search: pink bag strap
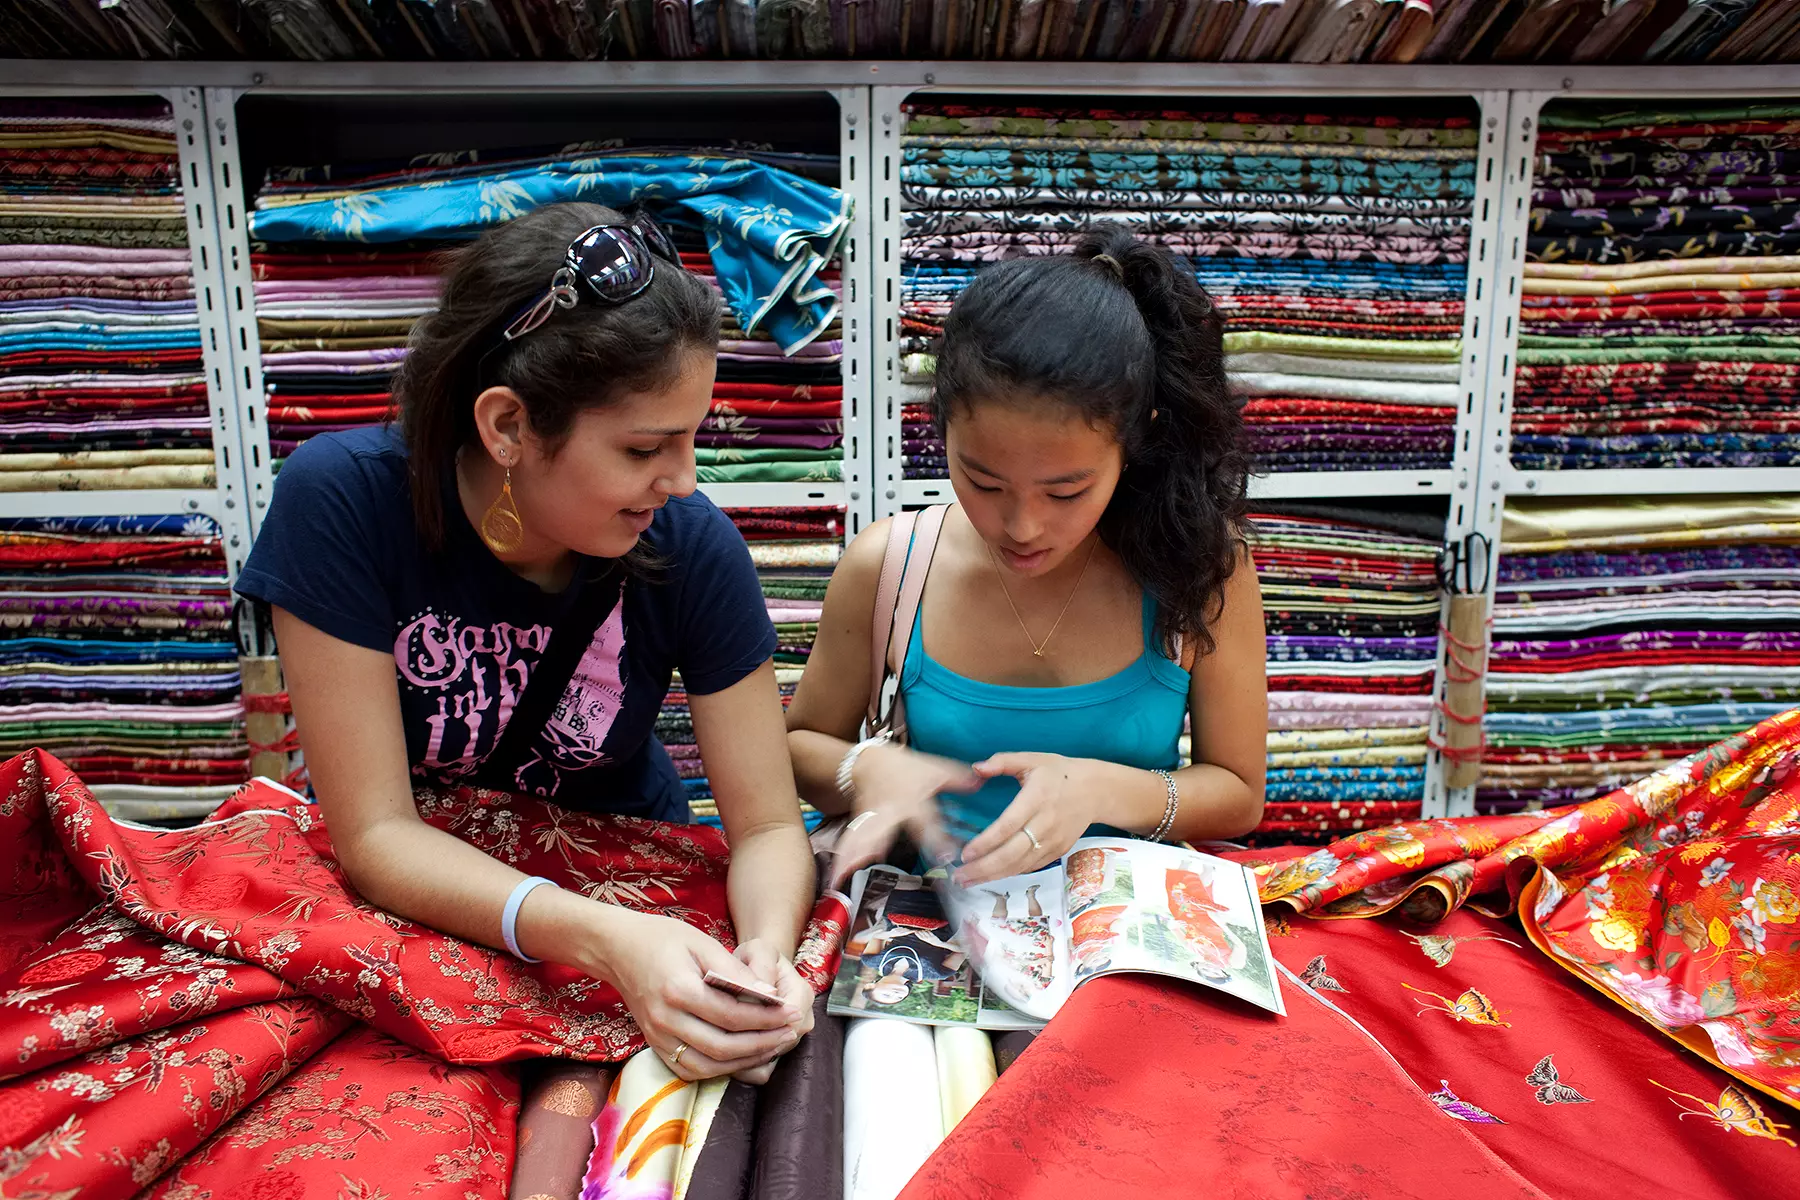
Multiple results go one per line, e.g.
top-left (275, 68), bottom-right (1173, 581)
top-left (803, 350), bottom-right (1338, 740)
top-left (866, 504), bottom-right (949, 733)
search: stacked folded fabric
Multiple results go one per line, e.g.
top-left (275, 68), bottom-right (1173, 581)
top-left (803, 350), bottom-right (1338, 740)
top-left (248, 144), bottom-right (848, 477)
top-left (1239, 504), bottom-right (1443, 843)
top-left (0, 514), bottom-right (245, 818)
top-left (895, 102), bottom-right (1472, 479)
top-left (1481, 496), bottom-right (1800, 813)
top-left (0, 97), bottom-right (212, 493)
top-left (1518, 101), bottom-right (1800, 470)
top-left (665, 506), bottom-right (842, 829)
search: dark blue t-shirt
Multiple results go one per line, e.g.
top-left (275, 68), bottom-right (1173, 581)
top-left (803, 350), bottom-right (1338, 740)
top-left (235, 425), bottom-right (776, 821)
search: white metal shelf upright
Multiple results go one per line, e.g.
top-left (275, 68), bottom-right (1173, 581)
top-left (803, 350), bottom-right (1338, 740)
top-left (0, 85), bottom-right (256, 578)
top-left (198, 77), bottom-right (876, 543)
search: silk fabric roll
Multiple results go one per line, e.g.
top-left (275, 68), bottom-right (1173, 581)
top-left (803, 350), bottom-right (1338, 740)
top-left (991, 1030), bottom-right (1036, 1075)
top-left (675, 1078), bottom-right (758, 1200)
top-left (510, 1061), bottom-right (615, 1200)
top-left (583, 1049), bottom-right (698, 1200)
top-left (933, 1026), bottom-right (998, 1134)
top-left (751, 995), bottom-right (843, 1200)
top-left (843, 1019), bottom-right (942, 1200)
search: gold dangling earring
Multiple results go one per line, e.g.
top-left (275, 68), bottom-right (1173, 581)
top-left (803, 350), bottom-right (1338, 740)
top-left (480, 462), bottom-right (524, 554)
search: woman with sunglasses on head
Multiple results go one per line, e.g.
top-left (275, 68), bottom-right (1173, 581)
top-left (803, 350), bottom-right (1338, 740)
top-left (787, 227), bottom-right (1268, 888)
top-left (235, 203), bottom-right (815, 1082)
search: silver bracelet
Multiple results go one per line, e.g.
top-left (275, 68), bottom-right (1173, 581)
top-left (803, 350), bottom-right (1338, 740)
top-left (1147, 769), bottom-right (1180, 843)
top-left (836, 731), bottom-right (894, 801)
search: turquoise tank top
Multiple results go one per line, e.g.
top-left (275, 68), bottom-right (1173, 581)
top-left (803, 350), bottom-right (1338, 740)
top-left (898, 592), bottom-right (1191, 845)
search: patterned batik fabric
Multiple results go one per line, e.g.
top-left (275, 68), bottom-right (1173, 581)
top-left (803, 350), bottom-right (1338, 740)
top-left (0, 748), bottom-right (848, 1200)
top-left (1239, 707), bottom-right (1800, 1110)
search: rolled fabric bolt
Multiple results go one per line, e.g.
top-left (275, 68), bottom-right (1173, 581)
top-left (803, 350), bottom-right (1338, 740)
top-left (680, 1078), bottom-right (758, 1200)
top-left (934, 1026), bottom-right (998, 1133)
top-left (583, 1048), bottom-right (697, 1200)
top-left (510, 1060), bottom-right (615, 1200)
top-left (843, 1019), bottom-right (942, 1200)
top-left (751, 994), bottom-right (843, 1200)
top-left (991, 1030), bottom-right (1037, 1075)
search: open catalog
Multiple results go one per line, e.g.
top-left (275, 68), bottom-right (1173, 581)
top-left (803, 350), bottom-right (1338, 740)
top-left (827, 837), bottom-right (1285, 1028)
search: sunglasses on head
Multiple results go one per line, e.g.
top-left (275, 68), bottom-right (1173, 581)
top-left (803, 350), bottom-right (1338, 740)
top-left (479, 212), bottom-right (681, 380)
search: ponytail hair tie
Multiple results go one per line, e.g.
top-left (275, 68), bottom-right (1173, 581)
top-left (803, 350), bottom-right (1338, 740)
top-left (1092, 253), bottom-right (1125, 280)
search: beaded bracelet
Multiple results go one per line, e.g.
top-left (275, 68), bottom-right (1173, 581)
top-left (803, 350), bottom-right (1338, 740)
top-left (1147, 769), bottom-right (1180, 843)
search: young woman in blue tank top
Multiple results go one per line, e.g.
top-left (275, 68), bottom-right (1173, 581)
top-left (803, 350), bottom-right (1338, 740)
top-left (788, 227), bottom-right (1267, 888)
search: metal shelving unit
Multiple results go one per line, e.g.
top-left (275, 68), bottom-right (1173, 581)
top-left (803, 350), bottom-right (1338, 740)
top-left (870, 79), bottom-right (1512, 817)
top-left (197, 81), bottom-right (876, 542)
top-left (1487, 87), bottom-right (1800, 508)
top-left (0, 84), bottom-right (255, 576)
top-left (8, 60), bottom-right (1798, 823)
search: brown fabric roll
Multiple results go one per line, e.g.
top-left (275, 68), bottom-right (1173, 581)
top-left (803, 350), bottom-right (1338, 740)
top-left (509, 1059), bottom-right (615, 1200)
top-left (992, 1030), bottom-right (1037, 1075)
top-left (683, 1079), bottom-right (759, 1200)
top-left (749, 994), bottom-right (843, 1200)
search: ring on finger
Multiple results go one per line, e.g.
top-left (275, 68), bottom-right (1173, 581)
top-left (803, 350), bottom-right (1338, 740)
top-left (847, 810), bottom-right (879, 834)
top-left (1020, 824), bottom-right (1042, 852)
top-left (670, 1041), bottom-right (688, 1068)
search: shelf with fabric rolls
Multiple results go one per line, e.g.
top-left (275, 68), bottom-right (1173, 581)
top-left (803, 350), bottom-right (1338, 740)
top-left (0, 87), bottom-right (253, 565)
top-left (1486, 90), bottom-right (1800, 499)
top-left (870, 82), bottom-right (1512, 819)
top-left (1478, 494), bottom-right (1800, 816)
top-left (869, 85), bottom-right (1509, 521)
top-left (1469, 89), bottom-right (1800, 816)
top-left (195, 84), bottom-right (874, 544)
top-left (675, 504), bottom-right (844, 830)
top-left (0, 87), bottom-right (256, 821)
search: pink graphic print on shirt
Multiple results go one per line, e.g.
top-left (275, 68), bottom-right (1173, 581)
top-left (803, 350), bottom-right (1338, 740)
top-left (522, 595), bottom-right (629, 790)
top-left (393, 597), bottom-right (629, 795)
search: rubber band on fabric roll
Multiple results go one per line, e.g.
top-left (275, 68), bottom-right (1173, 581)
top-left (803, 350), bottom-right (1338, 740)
top-left (241, 691), bottom-right (292, 715)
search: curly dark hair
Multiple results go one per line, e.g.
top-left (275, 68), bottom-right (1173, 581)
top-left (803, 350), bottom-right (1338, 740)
top-left (931, 225), bottom-right (1251, 654)
top-left (395, 202), bottom-right (721, 550)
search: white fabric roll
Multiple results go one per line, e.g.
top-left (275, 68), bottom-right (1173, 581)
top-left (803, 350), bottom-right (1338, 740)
top-left (844, 1019), bottom-right (944, 1200)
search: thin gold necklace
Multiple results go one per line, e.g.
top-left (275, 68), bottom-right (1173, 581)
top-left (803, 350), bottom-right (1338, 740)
top-left (986, 535), bottom-right (1099, 658)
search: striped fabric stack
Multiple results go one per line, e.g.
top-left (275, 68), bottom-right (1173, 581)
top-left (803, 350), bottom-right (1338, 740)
top-left (0, 97), bottom-right (211, 494)
top-left (1237, 505), bottom-right (1441, 843)
top-left (0, 514), bottom-right (244, 820)
top-left (665, 506), bottom-right (842, 830)
top-left (895, 100), bottom-right (1474, 480)
top-left (1481, 496), bottom-right (1800, 813)
top-left (246, 142), bottom-right (849, 476)
top-left (1517, 101), bottom-right (1800, 470)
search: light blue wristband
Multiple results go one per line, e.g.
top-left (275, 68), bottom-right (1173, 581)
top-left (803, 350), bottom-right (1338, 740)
top-left (502, 876), bottom-right (557, 963)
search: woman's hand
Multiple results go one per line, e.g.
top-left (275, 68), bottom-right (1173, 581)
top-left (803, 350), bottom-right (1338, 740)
top-left (727, 938), bottom-right (816, 1084)
top-left (954, 753), bottom-right (1107, 886)
top-left (829, 742), bottom-right (982, 889)
top-left (588, 908), bottom-right (800, 1082)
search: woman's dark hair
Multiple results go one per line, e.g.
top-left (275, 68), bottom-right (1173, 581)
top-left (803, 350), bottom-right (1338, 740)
top-left (397, 202), bottom-right (721, 548)
top-left (931, 225), bottom-right (1251, 654)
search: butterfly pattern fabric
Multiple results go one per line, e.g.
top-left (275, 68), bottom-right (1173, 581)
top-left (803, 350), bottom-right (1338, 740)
top-left (1300, 954), bottom-right (1349, 993)
top-left (1650, 1080), bottom-right (1798, 1147)
top-left (1405, 930), bottom-right (1522, 968)
top-left (1403, 982), bottom-right (1512, 1028)
top-left (1242, 706), bottom-right (1800, 1105)
top-left (1527, 1054), bottom-right (1594, 1105)
top-left (1427, 1080), bottom-right (1506, 1124)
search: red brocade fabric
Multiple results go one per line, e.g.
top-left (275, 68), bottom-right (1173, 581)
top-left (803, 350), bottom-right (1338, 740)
top-left (900, 712), bottom-right (1800, 1198)
top-left (0, 749), bottom-right (846, 1200)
